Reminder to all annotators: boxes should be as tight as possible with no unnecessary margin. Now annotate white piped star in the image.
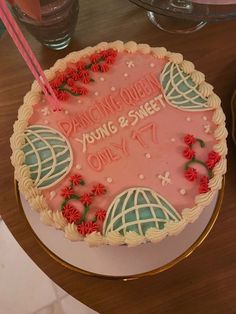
[139,174,144,180]
[94,92,99,96]
[41,107,50,116]
[180,189,186,195]
[126,61,135,68]
[158,171,172,186]
[171,138,176,143]
[100,77,105,81]
[145,153,151,159]
[111,86,116,92]
[124,73,128,78]
[107,177,113,183]
[186,117,191,122]
[150,63,155,68]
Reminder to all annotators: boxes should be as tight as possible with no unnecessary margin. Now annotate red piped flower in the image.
[67,78,75,87]
[99,63,109,72]
[78,87,88,95]
[90,53,101,63]
[71,72,80,81]
[184,167,197,181]
[183,147,195,160]
[57,90,69,101]
[65,68,75,77]
[76,61,86,70]
[86,221,99,234]
[199,177,210,194]
[90,64,100,72]
[95,209,106,221]
[79,69,89,78]
[105,56,115,64]
[70,174,83,186]
[107,49,117,58]
[80,193,92,206]
[61,186,74,199]
[91,183,106,196]
[77,221,88,236]
[50,78,62,89]
[206,158,216,170]
[70,86,82,95]
[63,204,81,223]
[184,134,196,146]
[208,151,221,163]
[81,76,91,84]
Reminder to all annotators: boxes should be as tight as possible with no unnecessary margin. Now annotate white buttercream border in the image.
[10,41,227,247]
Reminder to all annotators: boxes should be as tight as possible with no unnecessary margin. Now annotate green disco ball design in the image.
[160,62,208,111]
[22,125,72,189]
[103,187,182,236]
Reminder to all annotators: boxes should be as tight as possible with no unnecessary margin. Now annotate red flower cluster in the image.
[184,167,197,181]
[183,147,195,160]
[206,151,221,170]
[63,204,81,223]
[91,183,106,196]
[199,176,210,194]
[77,221,98,236]
[184,134,196,146]
[95,209,106,221]
[60,186,74,199]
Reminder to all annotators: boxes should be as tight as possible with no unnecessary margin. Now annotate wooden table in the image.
[1,1,236,313]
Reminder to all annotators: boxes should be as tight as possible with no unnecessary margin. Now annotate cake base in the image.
[16,183,223,279]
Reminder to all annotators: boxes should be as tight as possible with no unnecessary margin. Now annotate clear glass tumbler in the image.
[12,0,79,50]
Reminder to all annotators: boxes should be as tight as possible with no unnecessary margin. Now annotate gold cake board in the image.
[15,178,225,281]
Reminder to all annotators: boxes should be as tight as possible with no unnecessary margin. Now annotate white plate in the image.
[19,191,219,278]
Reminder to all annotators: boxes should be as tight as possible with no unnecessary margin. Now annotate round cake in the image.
[10,41,227,247]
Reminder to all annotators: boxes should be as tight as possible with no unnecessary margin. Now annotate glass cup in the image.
[12,0,79,50]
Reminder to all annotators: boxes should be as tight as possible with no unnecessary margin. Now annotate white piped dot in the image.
[186,117,191,122]
[100,77,105,81]
[76,164,81,170]
[124,73,128,77]
[111,86,116,92]
[65,110,68,115]
[44,120,48,124]
[150,63,155,68]
[42,99,46,103]
[107,177,113,183]
[171,138,176,142]
[94,92,99,96]
[180,189,186,195]
[203,116,208,121]
[77,99,82,104]
[139,174,144,180]
[145,153,151,159]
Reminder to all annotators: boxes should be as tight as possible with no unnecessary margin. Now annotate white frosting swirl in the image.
[53,59,67,72]
[17,103,34,121]
[145,227,168,243]
[15,165,30,181]
[138,43,150,54]
[31,81,42,93]
[40,210,54,226]
[109,40,124,52]
[85,232,104,247]
[214,125,228,140]
[182,206,203,223]
[195,190,215,207]
[212,107,226,125]
[124,41,138,53]
[151,47,167,58]
[64,223,82,241]
[10,133,25,150]
[23,92,41,106]
[191,71,205,85]
[213,141,228,156]
[94,42,108,52]
[124,231,146,247]
[105,231,125,245]
[207,94,221,108]
[213,159,227,176]
[11,149,25,167]
[166,220,186,236]
[180,60,195,74]
[30,195,49,212]
[198,82,214,98]
[208,175,223,190]
[168,52,183,64]
[13,120,28,133]
[53,211,67,229]
[44,69,56,81]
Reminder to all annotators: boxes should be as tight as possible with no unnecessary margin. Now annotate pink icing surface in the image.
[30,51,218,217]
